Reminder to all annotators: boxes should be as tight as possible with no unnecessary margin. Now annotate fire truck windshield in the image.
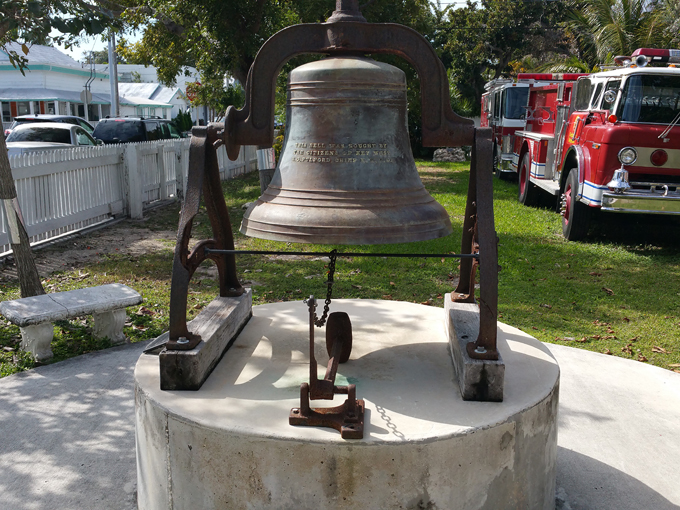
[503,87,529,119]
[617,74,680,123]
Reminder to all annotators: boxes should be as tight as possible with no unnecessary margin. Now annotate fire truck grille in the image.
[628,173,680,186]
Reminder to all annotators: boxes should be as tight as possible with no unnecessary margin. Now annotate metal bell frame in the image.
[166,0,499,365]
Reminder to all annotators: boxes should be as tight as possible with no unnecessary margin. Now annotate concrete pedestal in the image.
[135,300,559,510]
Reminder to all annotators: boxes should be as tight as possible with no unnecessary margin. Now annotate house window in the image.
[87,104,99,121]
[17,101,30,116]
[137,107,145,117]
[101,104,111,118]
[1,102,9,123]
[46,102,56,114]
[149,107,156,118]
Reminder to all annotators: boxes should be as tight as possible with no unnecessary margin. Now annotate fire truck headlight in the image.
[618,147,638,165]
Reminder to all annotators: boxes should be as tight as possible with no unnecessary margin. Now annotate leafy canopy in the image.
[0,0,123,72]
[438,0,565,115]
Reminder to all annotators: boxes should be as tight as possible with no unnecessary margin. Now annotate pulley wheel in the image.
[326,312,352,364]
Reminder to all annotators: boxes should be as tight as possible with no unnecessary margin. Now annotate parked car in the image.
[5,122,101,156]
[4,114,95,138]
[92,117,185,144]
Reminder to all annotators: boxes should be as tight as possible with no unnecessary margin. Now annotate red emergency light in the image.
[631,48,680,64]
[517,73,589,81]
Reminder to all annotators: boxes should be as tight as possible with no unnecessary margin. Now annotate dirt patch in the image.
[0,218,178,282]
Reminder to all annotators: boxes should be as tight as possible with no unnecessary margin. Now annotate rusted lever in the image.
[289,296,365,439]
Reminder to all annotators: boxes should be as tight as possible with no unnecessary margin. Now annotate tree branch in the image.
[129,6,187,37]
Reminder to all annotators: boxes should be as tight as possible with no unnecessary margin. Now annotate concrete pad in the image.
[0,322,679,509]
[547,343,680,510]
[0,341,145,510]
[136,300,559,510]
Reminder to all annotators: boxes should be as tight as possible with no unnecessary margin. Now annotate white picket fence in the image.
[2,140,257,255]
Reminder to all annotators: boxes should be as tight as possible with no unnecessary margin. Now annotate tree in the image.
[119,0,435,151]
[0,1,120,297]
[120,0,434,85]
[648,0,680,48]
[534,55,601,74]
[439,0,567,115]
[185,78,245,115]
[1,1,123,72]
[563,0,658,66]
[82,47,128,64]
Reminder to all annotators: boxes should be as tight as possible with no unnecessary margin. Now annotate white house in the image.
[107,63,201,90]
[117,82,188,120]
[0,43,200,130]
[96,63,203,121]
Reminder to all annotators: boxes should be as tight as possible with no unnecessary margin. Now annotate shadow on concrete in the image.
[0,341,148,510]
[164,300,557,438]
[557,447,680,510]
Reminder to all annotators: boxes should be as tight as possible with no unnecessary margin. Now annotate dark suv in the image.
[92,118,184,144]
[5,115,95,137]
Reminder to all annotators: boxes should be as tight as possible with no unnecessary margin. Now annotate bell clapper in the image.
[290,293,364,439]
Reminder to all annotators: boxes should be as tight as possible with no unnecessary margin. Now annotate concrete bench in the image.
[0,283,143,361]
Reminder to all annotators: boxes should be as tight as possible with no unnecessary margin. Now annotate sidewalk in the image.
[0,340,678,510]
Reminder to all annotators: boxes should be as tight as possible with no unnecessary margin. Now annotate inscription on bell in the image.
[291,141,394,164]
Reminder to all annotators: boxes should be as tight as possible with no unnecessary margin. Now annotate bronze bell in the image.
[240,55,453,245]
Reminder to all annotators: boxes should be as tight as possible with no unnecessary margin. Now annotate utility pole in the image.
[108,33,120,117]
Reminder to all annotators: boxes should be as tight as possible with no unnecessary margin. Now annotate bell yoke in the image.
[162,0,501,438]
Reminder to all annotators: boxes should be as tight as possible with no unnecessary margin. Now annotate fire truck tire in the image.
[518,153,538,206]
[561,168,591,241]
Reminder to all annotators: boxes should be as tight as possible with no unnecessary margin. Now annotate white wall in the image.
[0,68,111,95]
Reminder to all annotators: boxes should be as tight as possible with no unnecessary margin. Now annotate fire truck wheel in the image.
[561,168,591,241]
[518,153,538,206]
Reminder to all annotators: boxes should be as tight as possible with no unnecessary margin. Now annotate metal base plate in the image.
[290,398,365,439]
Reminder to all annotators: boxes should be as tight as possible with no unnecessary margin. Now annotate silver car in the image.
[4,114,95,138]
[5,122,102,156]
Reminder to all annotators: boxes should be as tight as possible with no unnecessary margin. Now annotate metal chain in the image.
[313,249,337,327]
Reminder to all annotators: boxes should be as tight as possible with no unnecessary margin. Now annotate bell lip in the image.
[240,221,454,245]
[241,199,454,245]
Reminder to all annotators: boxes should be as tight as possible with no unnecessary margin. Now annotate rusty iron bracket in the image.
[163,1,500,403]
[166,124,244,351]
[290,296,365,439]
[451,128,500,361]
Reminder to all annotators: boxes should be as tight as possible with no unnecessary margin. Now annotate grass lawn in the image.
[1,161,679,377]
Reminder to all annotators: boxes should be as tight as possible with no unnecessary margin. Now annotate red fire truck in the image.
[506,48,680,240]
[481,74,586,178]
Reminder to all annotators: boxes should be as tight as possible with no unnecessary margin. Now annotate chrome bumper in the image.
[601,187,680,214]
[499,154,514,171]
